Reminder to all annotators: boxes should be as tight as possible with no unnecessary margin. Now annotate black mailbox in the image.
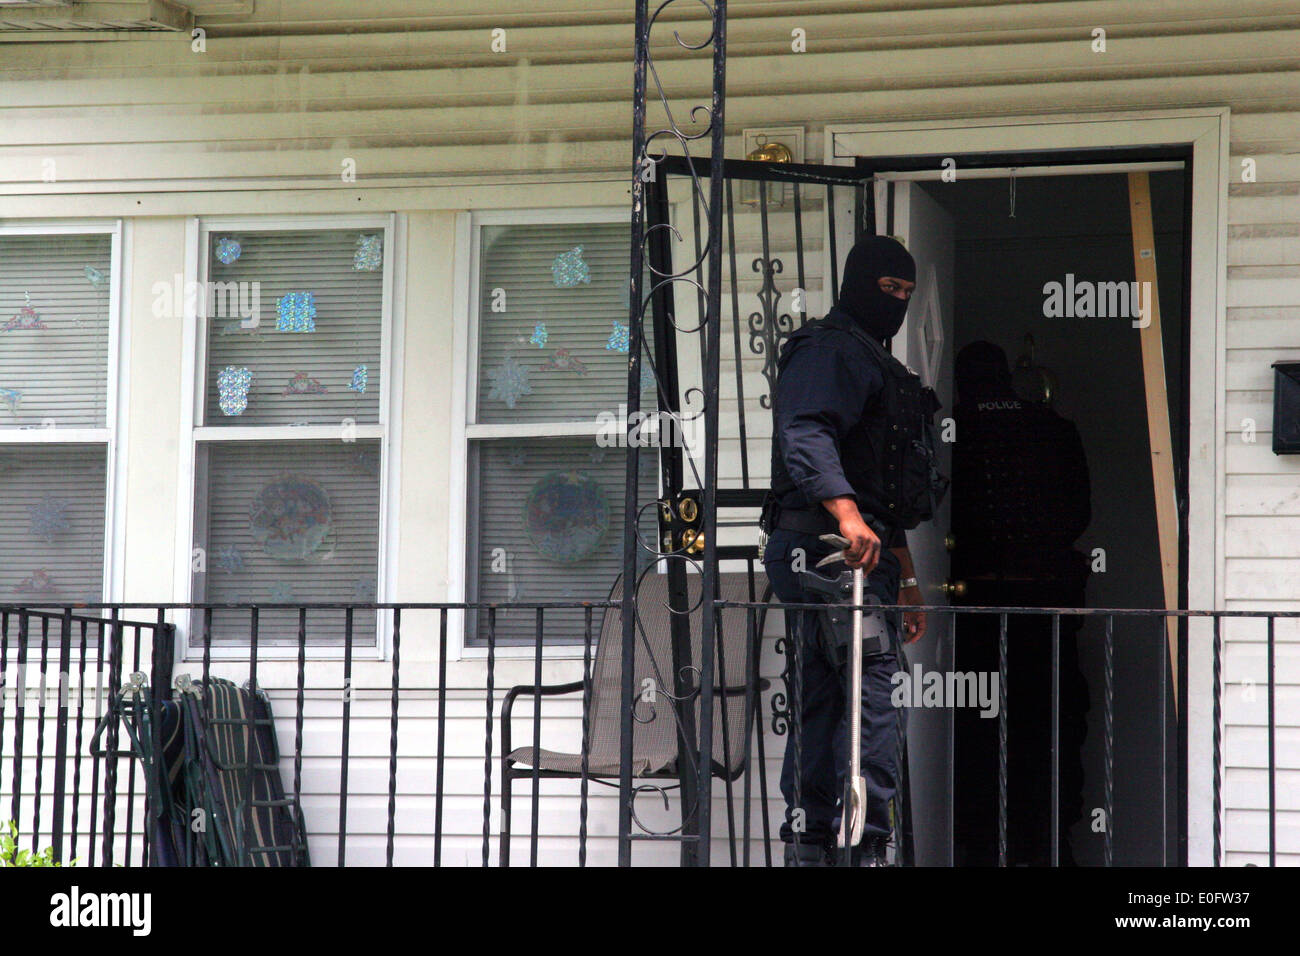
[1274,361,1300,454]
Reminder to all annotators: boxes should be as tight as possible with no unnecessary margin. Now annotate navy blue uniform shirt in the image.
[772,317,906,550]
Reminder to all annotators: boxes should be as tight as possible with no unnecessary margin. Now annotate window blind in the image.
[0,233,111,428]
[203,229,383,427]
[0,444,106,606]
[192,439,381,646]
[468,218,661,645]
[476,221,652,425]
[467,436,658,646]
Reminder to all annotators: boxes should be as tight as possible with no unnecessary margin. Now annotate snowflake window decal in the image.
[486,355,533,409]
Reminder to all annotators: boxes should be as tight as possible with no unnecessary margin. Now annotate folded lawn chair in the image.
[90,672,309,866]
[171,676,310,867]
[501,569,774,865]
[88,672,190,866]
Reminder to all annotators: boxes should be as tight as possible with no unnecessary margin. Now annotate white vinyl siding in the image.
[1221,111,1300,866]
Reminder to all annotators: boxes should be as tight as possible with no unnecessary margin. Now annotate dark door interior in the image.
[910,168,1189,865]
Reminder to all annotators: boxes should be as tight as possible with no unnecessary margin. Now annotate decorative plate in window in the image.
[523,470,608,564]
[248,475,332,561]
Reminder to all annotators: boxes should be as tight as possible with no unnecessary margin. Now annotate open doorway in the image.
[920,170,1185,868]
[899,168,1189,865]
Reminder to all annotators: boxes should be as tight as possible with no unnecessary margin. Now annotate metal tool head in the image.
[816,532,851,569]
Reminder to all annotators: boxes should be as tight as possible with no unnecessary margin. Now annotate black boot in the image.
[783,841,833,867]
[850,835,889,867]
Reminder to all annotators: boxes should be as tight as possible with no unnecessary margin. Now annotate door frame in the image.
[826,107,1229,866]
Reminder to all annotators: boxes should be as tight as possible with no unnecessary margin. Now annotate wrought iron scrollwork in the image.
[629,783,698,837]
[748,255,797,409]
[620,0,727,865]
[770,635,793,736]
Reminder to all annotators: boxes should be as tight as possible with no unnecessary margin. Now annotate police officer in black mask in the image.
[763,235,939,866]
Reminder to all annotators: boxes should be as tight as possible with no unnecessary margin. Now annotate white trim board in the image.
[108,219,128,605]
[827,106,1228,866]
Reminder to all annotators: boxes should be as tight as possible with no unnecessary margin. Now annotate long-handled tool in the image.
[816,533,867,850]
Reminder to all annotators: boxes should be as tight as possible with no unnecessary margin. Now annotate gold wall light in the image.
[741,127,804,207]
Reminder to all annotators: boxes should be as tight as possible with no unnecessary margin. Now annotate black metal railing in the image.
[0,600,1287,866]
[750,601,1291,868]
[0,607,174,868]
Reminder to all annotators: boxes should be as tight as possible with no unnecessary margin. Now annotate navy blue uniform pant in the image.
[763,528,906,848]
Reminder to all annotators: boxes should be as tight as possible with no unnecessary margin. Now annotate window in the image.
[466,215,658,646]
[0,226,117,608]
[189,220,390,647]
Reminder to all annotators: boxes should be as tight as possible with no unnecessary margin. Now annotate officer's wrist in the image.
[820,495,858,523]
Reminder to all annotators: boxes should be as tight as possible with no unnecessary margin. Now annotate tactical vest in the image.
[772,309,949,531]
[950,395,1091,559]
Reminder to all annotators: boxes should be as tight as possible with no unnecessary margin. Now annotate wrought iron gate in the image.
[620,0,888,866]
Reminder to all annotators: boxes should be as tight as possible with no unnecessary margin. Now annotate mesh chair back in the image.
[585,570,761,776]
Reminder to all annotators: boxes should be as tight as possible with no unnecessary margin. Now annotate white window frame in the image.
[450,205,641,661]
[174,213,402,662]
[0,219,125,605]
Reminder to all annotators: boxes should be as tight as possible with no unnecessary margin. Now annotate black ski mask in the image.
[838,235,916,341]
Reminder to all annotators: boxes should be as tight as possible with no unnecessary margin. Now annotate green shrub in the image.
[0,820,79,867]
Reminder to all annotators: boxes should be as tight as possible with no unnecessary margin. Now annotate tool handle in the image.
[849,567,863,781]
[839,565,866,851]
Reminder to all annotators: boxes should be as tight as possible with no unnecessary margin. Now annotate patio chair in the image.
[500,569,774,865]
